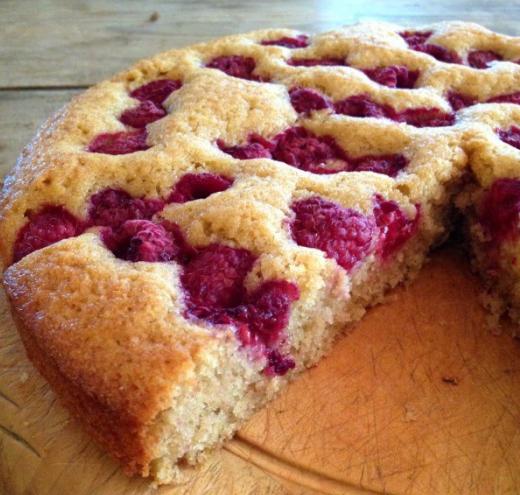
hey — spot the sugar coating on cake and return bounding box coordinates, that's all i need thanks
[2,20,520,486]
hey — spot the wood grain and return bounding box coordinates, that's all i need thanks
[1,247,519,494]
[0,0,519,88]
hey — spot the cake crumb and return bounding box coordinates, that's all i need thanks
[149,12,159,22]
[441,375,459,385]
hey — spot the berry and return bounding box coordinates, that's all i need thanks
[264,349,296,376]
[271,127,349,174]
[217,133,274,159]
[103,219,189,262]
[479,178,520,243]
[396,107,455,127]
[352,154,408,177]
[467,50,502,69]
[88,129,149,155]
[363,65,419,89]
[87,188,164,228]
[400,30,461,64]
[130,79,182,106]
[290,196,376,272]
[289,87,331,115]
[288,57,346,67]
[206,55,263,81]
[373,195,420,259]
[400,31,432,49]
[497,125,520,150]
[13,206,84,262]
[487,92,520,104]
[119,100,166,128]
[261,35,309,48]
[447,91,477,110]
[334,94,390,118]
[168,173,233,203]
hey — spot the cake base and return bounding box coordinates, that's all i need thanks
[1,245,519,495]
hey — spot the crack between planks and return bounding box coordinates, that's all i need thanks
[0,423,42,458]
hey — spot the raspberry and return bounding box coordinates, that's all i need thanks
[181,244,256,316]
[88,129,149,155]
[288,57,346,67]
[103,219,189,262]
[261,35,309,48]
[206,55,263,81]
[88,188,164,228]
[400,31,432,49]
[352,154,408,178]
[217,133,274,159]
[290,196,376,272]
[447,91,477,111]
[119,100,166,128]
[289,87,332,115]
[467,50,502,69]
[334,94,390,118]
[400,30,461,64]
[13,206,84,262]
[130,79,182,106]
[264,349,296,376]
[363,66,419,89]
[479,178,520,243]
[271,127,349,174]
[168,173,234,203]
[396,107,455,127]
[497,125,520,150]
[487,92,520,104]
[373,195,420,259]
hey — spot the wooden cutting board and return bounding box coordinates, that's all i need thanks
[1,246,519,495]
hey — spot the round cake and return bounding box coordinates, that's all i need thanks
[1,21,520,485]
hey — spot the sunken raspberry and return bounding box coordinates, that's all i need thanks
[13,206,84,262]
[288,57,346,67]
[467,50,502,69]
[334,94,390,119]
[352,154,408,177]
[261,34,309,48]
[479,178,520,243]
[290,196,376,272]
[363,66,419,89]
[400,31,432,49]
[373,195,420,259]
[103,219,188,262]
[289,87,331,115]
[119,100,166,128]
[400,31,461,64]
[497,125,520,150]
[182,244,256,316]
[447,91,477,111]
[168,173,233,203]
[130,79,182,106]
[217,133,274,159]
[264,349,296,376]
[272,127,348,174]
[88,129,149,155]
[487,92,520,104]
[396,107,455,127]
[88,188,164,228]
[206,55,263,81]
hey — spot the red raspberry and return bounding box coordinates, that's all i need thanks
[352,154,408,177]
[363,66,419,89]
[447,91,477,110]
[264,349,296,376]
[479,178,520,244]
[289,87,332,115]
[400,31,461,64]
[396,107,455,127]
[13,206,85,262]
[487,92,520,104]
[373,195,420,259]
[334,94,391,118]
[168,173,233,203]
[497,125,520,150]
[271,127,349,174]
[206,55,263,81]
[130,79,182,106]
[467,50,502,69]
[88,188,164,228]
[261,35,309,48]
[88,129,149,155]
[290,196,376,272]
[400,31,432,49]
[119,100,166,128]
[288,57,346,67]
[217,133,274,160]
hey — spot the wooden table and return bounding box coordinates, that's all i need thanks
[1,2,520,494]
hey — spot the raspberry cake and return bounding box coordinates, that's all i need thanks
[1,21,520,485]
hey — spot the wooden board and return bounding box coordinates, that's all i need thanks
[1,246,519,495]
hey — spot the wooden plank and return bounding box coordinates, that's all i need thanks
[0,90,79,179]
[1,0,520,88]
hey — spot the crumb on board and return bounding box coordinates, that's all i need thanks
[441,375,459,385]
[149,12,159,22]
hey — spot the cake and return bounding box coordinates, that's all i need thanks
[1,21,520,485]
